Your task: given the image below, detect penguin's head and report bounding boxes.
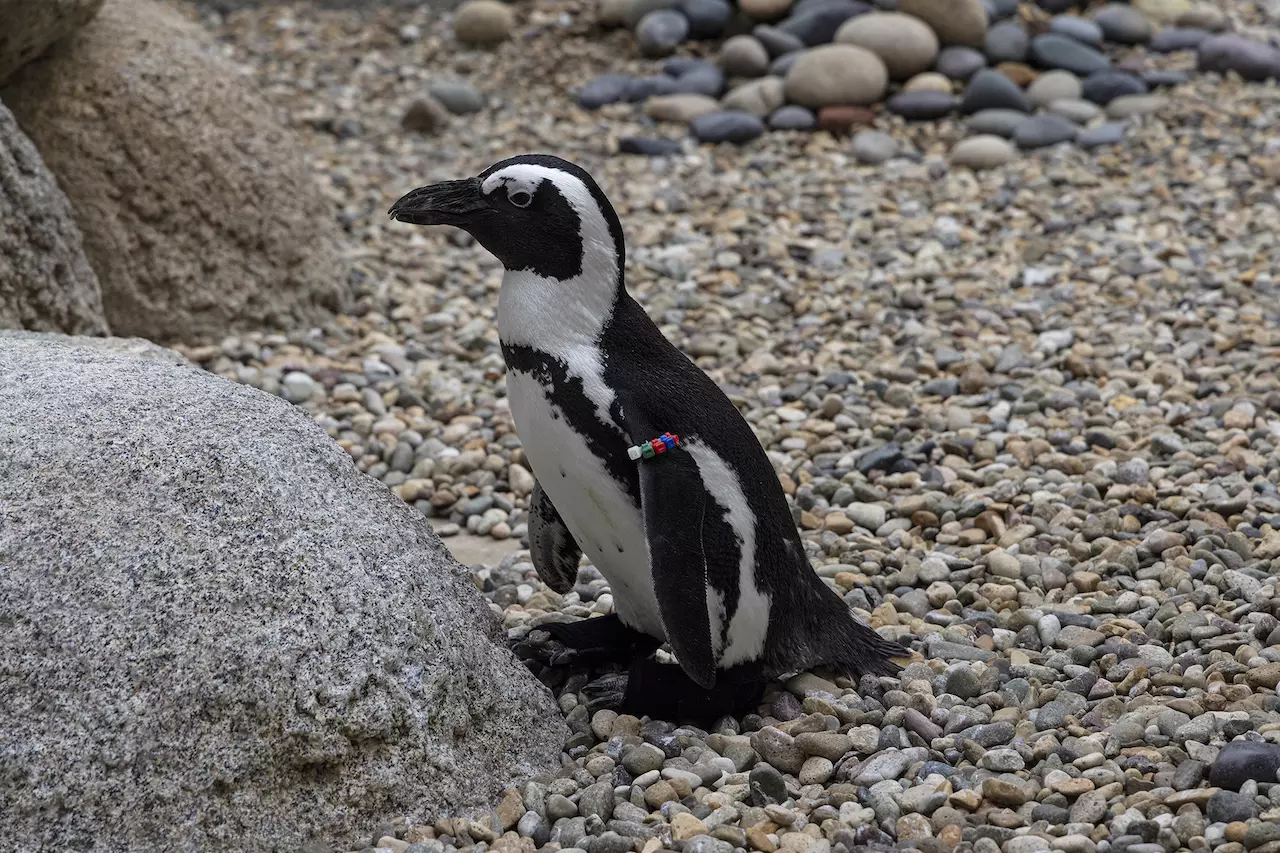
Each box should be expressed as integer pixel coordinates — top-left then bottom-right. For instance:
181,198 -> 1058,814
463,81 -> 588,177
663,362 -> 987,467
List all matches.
389,154 -> 626,284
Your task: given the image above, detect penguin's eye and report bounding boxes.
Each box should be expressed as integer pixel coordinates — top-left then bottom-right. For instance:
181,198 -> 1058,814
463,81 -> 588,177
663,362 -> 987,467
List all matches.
509,190 -> 533,209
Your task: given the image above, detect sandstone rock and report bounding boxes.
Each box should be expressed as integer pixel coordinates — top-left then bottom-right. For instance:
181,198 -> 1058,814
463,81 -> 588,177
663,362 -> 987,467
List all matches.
0,100 -> 106,335
645,92 -> 721,123
721,77 -> 786,117
0,333 -> 567,852
899,0 -> 988,48
0,0 -> 103,85
454,0 -> 516,45
1,0 -> 350,343
785,44 -> 888,108
836,11 -> 939,81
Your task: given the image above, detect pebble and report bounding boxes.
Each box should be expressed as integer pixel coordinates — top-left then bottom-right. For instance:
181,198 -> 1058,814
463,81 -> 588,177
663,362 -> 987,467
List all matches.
719,34 -> 770,77
690,110 -> 766,143
936,45 -> 988,80
886,90 -> 955,119
1093,3 -> 1153,44
636,9 -> 691,57
1030,33 -> 1111,75
452,0 -> 514,45
899,0 -> 989,48
1081,70 -> 1147,105
427,80 -> 484,114
950,133 -> 1017,167
984,21 -> 1029,64
965,107 -> 1031,136
784,44 -> 889,107
851,129 -> 899,164
1197,34 -> 1280,81
1075,120 -> 1126,147
1048,16 -> 1103,48
1027,69 -> 1083,107
767,104 -> 816,129
835,11 -> 940,81
680,0 -> 732,39
960,68 -> 1030,113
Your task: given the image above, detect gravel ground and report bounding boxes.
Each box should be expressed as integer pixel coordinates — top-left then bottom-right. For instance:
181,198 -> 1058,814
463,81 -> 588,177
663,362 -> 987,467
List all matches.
171,0 -> 1280,851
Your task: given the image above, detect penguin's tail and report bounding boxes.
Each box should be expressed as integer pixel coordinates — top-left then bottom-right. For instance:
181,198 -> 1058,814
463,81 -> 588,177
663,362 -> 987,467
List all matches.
829,618 -> 913,680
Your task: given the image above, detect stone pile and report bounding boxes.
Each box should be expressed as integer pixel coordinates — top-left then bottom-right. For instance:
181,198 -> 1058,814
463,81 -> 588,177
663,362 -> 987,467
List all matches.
571,0 -> 1280,164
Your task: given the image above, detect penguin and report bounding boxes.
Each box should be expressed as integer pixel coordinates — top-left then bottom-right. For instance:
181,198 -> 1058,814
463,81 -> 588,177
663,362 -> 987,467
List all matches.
390,154 -> 908,721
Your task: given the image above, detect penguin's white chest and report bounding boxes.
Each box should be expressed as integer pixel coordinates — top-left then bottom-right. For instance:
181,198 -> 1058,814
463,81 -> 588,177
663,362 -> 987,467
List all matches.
504,369 -> 666,640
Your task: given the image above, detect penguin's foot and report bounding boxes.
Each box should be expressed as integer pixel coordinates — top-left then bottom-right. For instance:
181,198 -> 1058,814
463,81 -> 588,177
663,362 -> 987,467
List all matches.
582,658 -> 767,724
512,613 -> 661,670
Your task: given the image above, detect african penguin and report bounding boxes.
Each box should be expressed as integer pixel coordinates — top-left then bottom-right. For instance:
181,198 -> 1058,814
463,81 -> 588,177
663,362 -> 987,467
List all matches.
390,154 -> 908,720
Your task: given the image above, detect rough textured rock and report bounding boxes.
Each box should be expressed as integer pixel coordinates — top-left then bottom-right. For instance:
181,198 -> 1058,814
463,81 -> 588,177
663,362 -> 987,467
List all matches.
0,0 -> 350,343
0,335 -> 568,853
0,100 -> 107,335
0,0 -> 103,85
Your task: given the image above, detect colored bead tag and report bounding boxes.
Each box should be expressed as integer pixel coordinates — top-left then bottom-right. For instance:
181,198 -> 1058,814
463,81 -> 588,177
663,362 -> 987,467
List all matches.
627,432 -> 679,461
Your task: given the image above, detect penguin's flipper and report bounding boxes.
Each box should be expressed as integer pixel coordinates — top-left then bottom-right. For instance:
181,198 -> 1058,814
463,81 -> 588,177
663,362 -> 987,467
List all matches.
528,479 -> 581,595
638,448 -> 717,690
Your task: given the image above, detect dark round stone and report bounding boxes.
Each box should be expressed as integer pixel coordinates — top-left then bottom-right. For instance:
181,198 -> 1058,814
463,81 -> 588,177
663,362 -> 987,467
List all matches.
965,108 -> 1031,137
1209,741 -> 1280,790
985,21 -> 1030,63
1013,114 -> 1078,149
960,68 -> 1031,114
1198,34 -> 1280,81
1081,70 -> 1147,105
768,104 -> 817,130
671,63 -> 725,96
748,765 -> 788,806
1094,3 -> 1152,45
663,56 -> 706,76
578,74 -> 633,109
769,50 -> 803,76
778,0 -> 872,46
624,75 -> 681,101
887,90 -> 956,120
690,110 -> 766,144
679,0 -> 732,39
754,23 -> 806,57
1206,790 -> 1259,823
1030,33 -> 1111,76
1048,15 -> 1103,47
935,46 -> 988,81
1149,27 -> 1209,53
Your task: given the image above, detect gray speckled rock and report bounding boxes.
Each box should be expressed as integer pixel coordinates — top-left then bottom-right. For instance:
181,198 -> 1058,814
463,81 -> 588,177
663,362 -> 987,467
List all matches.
0,0 -> 104,85
0,335 -> 568,853
0,101 -> 107,336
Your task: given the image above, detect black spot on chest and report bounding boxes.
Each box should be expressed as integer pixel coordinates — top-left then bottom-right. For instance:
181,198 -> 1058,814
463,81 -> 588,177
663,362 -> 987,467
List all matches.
502,343 -> 639,503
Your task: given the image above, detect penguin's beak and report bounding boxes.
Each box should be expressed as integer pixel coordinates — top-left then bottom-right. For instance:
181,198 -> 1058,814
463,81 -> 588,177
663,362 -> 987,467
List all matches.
389,178 -> 486,227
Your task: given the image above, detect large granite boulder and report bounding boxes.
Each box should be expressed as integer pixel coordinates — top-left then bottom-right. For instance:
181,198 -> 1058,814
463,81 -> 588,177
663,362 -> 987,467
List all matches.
0,334 -> 567,853
1,0 -> 351,343
0,0 -> 103,85
0,100 -> 107,334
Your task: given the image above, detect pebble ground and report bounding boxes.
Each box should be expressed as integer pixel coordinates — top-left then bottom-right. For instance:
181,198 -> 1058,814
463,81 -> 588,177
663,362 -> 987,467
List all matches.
172,1 -> 1280,851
